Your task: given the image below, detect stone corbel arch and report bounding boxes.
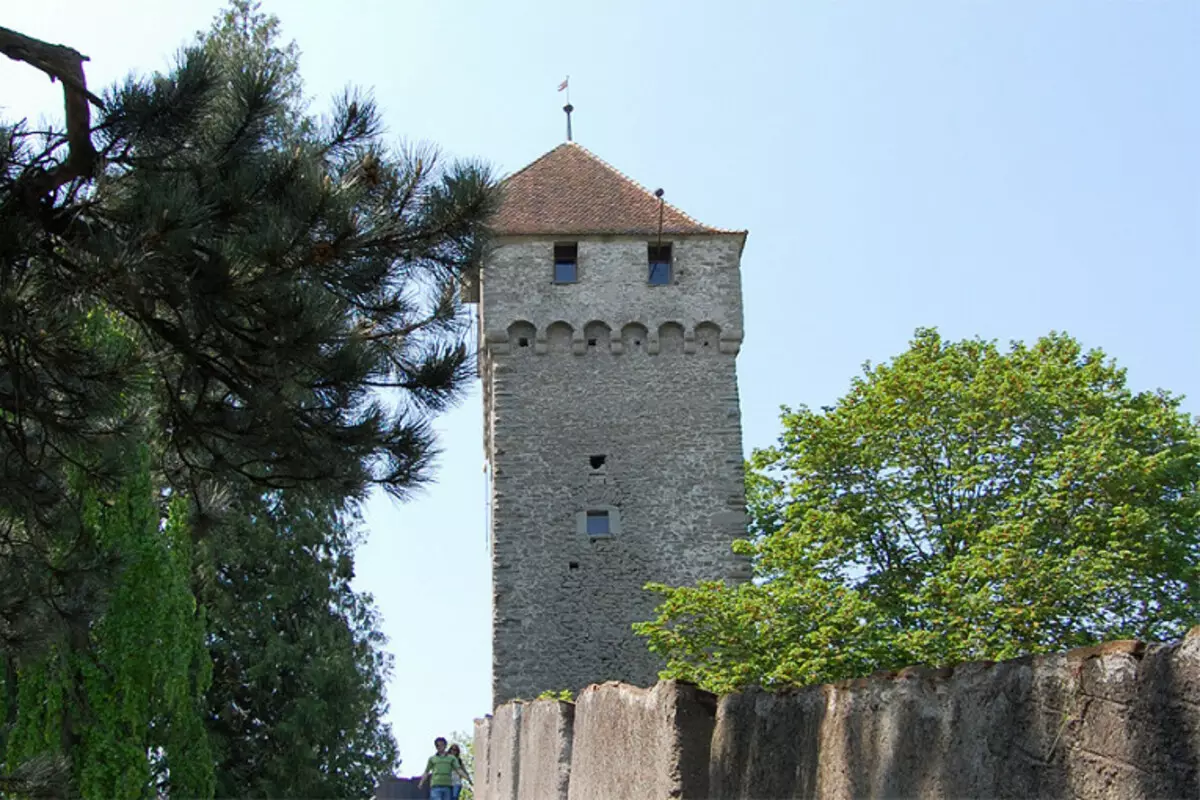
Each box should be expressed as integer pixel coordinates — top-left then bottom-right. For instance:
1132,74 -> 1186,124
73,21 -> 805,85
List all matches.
583,321 -> 613,355
695,322 -> 722,353
658,322 -> 686,355
620,322 -> 649,355
506,320 -> 537,354
546,321 -> 575,355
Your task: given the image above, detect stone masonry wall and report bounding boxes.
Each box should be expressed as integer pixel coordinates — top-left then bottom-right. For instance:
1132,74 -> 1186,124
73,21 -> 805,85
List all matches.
473,631 -> 1200,800
479,235 -> 749,705
481,236 -> 746,339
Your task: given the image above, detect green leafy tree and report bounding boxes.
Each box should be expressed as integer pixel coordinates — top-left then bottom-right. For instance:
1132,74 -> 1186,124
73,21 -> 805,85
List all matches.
636,329 -> 1200,693
202,0 -> 303,111
201,488 -> 398,798
0,310 -> 210,797
2,454 -> 212,798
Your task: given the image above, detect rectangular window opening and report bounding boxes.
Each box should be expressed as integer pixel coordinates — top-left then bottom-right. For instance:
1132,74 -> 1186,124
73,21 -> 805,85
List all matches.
585,510 -> 610,536
554,243 -> 578,283
648,243 -> 672,285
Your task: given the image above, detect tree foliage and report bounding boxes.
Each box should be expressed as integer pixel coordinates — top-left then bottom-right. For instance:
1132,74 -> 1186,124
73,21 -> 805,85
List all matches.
2,1 -> 493,795
202,488 -> 398,798
1,0 -> 494,648
3,455 -> 211,798
636,329 -> 1200,693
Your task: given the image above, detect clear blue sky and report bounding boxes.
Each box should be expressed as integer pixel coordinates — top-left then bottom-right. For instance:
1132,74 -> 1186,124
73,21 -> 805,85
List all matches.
5,0 -> 1197,776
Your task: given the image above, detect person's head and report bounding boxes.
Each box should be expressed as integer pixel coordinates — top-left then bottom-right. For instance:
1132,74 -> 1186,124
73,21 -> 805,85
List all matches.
448,744 -> 461,758
434,737 -> 447,754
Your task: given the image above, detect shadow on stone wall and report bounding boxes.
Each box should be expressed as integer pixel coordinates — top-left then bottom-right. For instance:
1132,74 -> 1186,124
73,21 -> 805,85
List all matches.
563,681 -> 714,800
709,687 -> 827,798
1131,638 -> 1199,796
474,629 -> 1200,800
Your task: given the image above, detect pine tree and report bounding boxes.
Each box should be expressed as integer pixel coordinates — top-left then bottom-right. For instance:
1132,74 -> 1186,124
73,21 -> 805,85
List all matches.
0,5 -> 494,657
2,3 -> 496,794
201,487 -> 398,798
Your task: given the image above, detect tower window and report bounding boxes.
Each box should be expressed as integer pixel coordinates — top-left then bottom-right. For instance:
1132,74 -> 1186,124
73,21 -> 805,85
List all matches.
554,243 -> 578,283
585,510 -> 610,536
589,454 -> 606,470
648,243 -> 672,285
576,506 -> 620,537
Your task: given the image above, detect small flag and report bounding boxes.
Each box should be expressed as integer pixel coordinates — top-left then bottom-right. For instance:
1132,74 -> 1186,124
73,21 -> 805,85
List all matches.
558,77 -> 569,92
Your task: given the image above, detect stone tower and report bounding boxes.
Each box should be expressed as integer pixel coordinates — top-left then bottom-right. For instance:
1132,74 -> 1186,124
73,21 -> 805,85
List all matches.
471,142 -> 748,705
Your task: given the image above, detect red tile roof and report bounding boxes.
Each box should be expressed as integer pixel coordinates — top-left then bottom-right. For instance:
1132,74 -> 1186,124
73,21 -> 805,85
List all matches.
490,142 -> 741,236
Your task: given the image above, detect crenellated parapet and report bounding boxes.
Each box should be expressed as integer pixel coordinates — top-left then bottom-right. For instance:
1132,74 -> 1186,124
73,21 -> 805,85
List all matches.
486,319 -> 742,356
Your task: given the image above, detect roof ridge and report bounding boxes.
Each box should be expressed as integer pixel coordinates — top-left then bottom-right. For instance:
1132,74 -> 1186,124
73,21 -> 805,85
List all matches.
564,143 -> 723,233
499,142 -> 742,235
499,141 -> 574,185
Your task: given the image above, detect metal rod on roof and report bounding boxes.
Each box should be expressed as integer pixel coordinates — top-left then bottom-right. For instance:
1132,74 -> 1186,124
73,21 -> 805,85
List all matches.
559,78 -> 574,142
654,188 -> 665,250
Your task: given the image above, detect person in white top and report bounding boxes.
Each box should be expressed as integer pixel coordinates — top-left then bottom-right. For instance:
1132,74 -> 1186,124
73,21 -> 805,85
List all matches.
447,743 -> 472,799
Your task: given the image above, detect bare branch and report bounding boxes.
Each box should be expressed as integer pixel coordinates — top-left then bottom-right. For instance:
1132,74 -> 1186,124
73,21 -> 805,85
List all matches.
0,26 -> 102,199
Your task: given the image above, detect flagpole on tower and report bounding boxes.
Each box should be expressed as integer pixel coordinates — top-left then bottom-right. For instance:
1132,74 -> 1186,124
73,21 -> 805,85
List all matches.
558,76 -> 573,141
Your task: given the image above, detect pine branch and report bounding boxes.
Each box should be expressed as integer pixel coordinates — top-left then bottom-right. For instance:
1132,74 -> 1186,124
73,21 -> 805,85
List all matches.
0,753 -> 71,798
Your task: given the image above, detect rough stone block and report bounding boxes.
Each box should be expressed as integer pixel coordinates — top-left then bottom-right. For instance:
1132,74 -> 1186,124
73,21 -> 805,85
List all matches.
475,703 -> 522,800
516,699 -> 574,800
473,714 -> 493,800
567,680 -> 716,800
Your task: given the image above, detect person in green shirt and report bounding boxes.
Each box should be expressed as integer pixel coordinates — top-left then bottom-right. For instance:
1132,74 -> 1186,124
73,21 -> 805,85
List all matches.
419,737 -> 471,800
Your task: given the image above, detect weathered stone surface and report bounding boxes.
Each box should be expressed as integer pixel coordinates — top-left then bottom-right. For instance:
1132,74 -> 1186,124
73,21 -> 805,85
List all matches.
475,635 -> 1200,799
516,699 -> 574,800
709,632 -> 1200,798
479,235 -> 749,705
474,703 -> 522,800
473,713 -> 495,800
566,680 -> 716,800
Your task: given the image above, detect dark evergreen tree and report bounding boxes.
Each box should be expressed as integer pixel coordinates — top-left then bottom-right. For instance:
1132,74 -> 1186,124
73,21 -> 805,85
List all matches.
1,2 -> 494,795
201,487 -> 398,798
0,2 -> 493,658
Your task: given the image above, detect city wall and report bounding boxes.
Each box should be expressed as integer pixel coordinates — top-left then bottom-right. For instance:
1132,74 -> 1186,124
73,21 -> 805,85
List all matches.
473,630 -> 1200,799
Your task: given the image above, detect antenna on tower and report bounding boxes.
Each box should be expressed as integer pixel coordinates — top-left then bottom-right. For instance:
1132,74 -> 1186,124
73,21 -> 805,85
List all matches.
558,76 -> 573,141
654,188 -> 665,249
